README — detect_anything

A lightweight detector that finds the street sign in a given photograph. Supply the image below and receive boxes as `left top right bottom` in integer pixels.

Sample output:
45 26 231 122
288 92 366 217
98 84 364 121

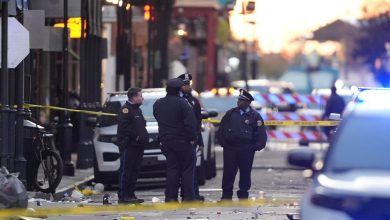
0 17 30 68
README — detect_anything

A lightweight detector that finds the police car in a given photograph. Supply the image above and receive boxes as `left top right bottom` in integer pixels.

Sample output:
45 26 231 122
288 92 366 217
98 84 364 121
93 88 217 185
288 88 390 219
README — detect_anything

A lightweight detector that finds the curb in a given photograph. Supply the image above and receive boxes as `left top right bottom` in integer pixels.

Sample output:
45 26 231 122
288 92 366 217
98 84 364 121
53 174 95 200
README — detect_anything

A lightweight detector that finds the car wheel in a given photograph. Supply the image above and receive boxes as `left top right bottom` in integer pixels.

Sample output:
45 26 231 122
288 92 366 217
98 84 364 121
196 153 206 186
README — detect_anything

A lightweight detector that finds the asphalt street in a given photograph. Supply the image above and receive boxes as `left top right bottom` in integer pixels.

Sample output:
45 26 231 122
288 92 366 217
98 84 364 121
24 143 327 219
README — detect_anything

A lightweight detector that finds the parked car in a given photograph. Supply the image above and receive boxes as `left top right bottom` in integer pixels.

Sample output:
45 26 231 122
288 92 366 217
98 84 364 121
93 88 217 186
288 88 390 219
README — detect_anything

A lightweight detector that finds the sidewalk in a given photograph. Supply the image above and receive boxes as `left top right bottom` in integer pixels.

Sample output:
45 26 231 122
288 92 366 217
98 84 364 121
54 167 94 199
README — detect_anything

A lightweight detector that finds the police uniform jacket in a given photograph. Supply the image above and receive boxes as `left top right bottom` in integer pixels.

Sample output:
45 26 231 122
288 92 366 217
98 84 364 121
116 101 149 149
153 94 198 145
183 93 204 147
322 93 346 119
217 107 267 150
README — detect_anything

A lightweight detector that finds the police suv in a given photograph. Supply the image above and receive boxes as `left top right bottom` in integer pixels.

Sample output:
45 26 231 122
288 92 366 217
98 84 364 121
288 88 390 219
93 88 217 185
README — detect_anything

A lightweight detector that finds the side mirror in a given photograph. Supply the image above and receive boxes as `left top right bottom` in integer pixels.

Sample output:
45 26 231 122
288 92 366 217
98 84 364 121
287 148 315 169
201 110 209 119
86 116 98 127
201 109 218 119
207 110 218 118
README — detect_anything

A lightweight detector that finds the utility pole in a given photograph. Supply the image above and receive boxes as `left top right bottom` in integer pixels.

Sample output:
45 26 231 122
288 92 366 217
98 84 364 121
59 0 75 176
1 1 11 169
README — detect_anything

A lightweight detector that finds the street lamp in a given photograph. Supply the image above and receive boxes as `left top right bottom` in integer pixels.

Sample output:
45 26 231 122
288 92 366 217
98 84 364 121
239 0 256 90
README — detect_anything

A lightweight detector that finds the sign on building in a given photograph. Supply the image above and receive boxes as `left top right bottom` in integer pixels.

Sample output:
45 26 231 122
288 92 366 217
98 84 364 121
0 18 30 68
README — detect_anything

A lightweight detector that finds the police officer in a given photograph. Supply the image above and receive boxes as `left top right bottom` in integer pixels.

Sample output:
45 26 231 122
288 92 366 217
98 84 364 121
116 88 149 204
217 89 267 200
178 73 205 201
153 78 198 202
322 86 346 138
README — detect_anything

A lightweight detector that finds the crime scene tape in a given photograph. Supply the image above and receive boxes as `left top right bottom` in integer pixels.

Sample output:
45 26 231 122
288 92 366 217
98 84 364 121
0 198 298 218
205 119 339 126
22 103 339 126
257 93 326 105
267 130 327 141
263 112 322 121
24 104 117 116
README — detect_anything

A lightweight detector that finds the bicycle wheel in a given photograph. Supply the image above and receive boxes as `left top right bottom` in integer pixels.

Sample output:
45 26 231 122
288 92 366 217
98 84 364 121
32 150 63 193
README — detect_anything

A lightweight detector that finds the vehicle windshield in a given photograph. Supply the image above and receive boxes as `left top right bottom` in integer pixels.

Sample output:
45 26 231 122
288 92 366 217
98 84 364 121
98 97 158 127
200 96 237 112
247 85 269 94
325 115 390 172
140 97 158 122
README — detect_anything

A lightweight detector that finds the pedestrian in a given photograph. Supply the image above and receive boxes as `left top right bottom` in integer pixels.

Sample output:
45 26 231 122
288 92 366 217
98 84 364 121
322 85 346 138
178 73 205 201
153 78 198 202
116 88 148 204
217 89 267 200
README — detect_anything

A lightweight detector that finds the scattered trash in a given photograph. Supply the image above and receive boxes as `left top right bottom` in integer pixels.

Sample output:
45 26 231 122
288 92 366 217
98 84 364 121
114 217 136 220
23 207 48 219
93 183 105 193
75 185 95 196
286 213 301 220
189 208 196 215
70 189 83 200
258 191 264 199
151 197 161 203
103 194 110 205
252 211 263 219
0 166 28 208
216 211 221 215
36 201 41 206
267 168 273 172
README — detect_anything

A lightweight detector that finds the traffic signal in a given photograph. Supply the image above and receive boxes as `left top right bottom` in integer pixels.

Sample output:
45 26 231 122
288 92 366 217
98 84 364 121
144 4 154 21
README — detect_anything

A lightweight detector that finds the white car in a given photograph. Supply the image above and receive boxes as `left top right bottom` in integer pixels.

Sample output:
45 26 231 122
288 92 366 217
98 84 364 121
288 88 390 219
93 88 217 185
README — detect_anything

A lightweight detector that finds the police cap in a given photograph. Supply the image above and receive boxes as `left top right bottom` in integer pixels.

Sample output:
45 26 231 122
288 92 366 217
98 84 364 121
166 78 184 88
177 73 192 84
238 89 254 102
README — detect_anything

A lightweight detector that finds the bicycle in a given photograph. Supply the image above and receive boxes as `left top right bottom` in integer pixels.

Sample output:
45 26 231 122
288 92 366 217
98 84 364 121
26 116 63 194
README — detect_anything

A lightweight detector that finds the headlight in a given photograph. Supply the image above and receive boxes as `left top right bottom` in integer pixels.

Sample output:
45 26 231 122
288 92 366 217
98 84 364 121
97 135 117 143
311 190 370 212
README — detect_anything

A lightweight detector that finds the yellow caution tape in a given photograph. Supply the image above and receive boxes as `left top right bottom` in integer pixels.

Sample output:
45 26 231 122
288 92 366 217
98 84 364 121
19 103 339 126
24 104 117 117
265 120 339 126
0 198 298 218
204 119 339 126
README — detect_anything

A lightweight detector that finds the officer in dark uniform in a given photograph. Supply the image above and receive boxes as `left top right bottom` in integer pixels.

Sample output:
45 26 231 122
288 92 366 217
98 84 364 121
217 89 267 200
178 73 205 201
153 78 198 202
322 86 346 138
116 88 149 204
